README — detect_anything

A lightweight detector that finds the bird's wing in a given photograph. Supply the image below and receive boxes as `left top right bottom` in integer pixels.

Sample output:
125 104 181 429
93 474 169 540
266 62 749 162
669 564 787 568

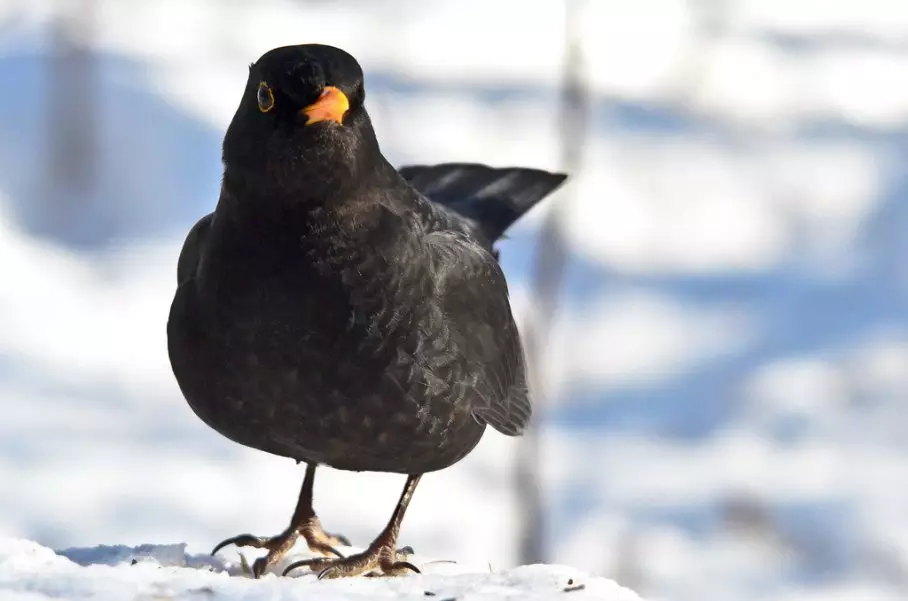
400 163 567 243
176 213 213 285
425 229 531 436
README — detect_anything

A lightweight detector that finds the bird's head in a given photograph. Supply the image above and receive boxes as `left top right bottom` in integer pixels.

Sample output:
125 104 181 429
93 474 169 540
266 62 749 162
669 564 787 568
222 44 379 202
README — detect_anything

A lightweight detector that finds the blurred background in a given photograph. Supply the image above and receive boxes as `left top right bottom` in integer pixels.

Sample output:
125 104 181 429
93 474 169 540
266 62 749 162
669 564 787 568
1 1 907 600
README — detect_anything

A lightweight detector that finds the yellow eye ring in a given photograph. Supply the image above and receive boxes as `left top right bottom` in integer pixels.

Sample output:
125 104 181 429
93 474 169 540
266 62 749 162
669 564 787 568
257 81 274 113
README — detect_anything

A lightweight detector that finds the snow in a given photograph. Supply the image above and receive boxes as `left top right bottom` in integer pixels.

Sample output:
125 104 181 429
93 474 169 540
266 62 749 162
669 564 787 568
2 0 908 600
0 538 641 600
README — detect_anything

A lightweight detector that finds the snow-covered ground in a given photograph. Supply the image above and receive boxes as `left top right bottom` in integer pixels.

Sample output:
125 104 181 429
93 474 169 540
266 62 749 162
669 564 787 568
0 537 642 600
1 1 908 600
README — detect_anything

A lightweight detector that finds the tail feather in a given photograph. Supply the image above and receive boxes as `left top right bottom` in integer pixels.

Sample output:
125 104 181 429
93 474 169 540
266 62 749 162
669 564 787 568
399 163 567 242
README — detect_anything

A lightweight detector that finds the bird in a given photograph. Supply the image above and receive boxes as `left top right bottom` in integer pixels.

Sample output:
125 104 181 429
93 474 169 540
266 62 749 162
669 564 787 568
166 43 567 580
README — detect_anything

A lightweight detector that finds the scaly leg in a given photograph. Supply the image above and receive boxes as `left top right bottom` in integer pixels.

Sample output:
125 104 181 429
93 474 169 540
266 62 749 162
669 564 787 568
283 474 422 579
211 463 350 578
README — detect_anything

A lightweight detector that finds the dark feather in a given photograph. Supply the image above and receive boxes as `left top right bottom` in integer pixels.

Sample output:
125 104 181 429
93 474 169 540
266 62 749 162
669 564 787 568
399 163 567 242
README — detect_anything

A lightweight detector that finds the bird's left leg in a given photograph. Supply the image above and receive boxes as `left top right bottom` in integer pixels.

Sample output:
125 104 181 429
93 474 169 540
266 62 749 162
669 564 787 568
211 463 350 577
282 474 422 579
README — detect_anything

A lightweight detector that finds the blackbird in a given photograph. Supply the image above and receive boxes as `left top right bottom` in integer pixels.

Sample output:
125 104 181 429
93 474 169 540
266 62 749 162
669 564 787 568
167 43 566 580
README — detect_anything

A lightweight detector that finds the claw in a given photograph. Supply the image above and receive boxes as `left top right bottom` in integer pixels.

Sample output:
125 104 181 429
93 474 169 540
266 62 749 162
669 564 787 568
211 534 269 556
251 557 270 579
283 556 332 576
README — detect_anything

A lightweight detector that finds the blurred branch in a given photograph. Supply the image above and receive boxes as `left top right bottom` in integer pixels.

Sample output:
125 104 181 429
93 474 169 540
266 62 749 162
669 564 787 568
45 0 98 232
515 0 590 566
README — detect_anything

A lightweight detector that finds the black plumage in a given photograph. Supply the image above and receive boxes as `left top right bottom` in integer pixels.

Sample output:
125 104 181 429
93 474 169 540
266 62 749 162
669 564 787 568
167 43 566 579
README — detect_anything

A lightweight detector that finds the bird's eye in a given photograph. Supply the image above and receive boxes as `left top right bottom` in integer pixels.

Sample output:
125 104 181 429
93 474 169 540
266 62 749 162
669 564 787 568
257 82 274 113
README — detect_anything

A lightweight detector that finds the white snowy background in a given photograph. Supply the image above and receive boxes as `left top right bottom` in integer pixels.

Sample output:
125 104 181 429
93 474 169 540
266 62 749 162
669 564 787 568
1 1 907 600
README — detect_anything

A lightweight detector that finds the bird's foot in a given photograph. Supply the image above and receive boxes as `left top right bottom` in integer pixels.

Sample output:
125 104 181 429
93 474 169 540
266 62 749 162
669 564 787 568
283 542 418 579
211 517 348 578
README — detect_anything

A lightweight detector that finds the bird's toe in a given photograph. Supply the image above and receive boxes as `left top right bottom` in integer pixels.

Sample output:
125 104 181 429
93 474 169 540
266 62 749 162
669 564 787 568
211 528 304 578
210 533 270 556
283 544 420 579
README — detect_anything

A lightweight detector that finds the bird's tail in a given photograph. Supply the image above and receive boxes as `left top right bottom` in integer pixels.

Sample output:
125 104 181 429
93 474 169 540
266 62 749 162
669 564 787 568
399 163 568 242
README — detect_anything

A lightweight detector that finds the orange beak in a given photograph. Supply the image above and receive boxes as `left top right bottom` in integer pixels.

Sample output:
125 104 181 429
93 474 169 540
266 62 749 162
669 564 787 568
301 86 349 125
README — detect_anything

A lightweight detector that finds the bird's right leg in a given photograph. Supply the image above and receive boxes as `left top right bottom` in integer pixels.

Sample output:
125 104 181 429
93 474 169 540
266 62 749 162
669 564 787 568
211 463 350 578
